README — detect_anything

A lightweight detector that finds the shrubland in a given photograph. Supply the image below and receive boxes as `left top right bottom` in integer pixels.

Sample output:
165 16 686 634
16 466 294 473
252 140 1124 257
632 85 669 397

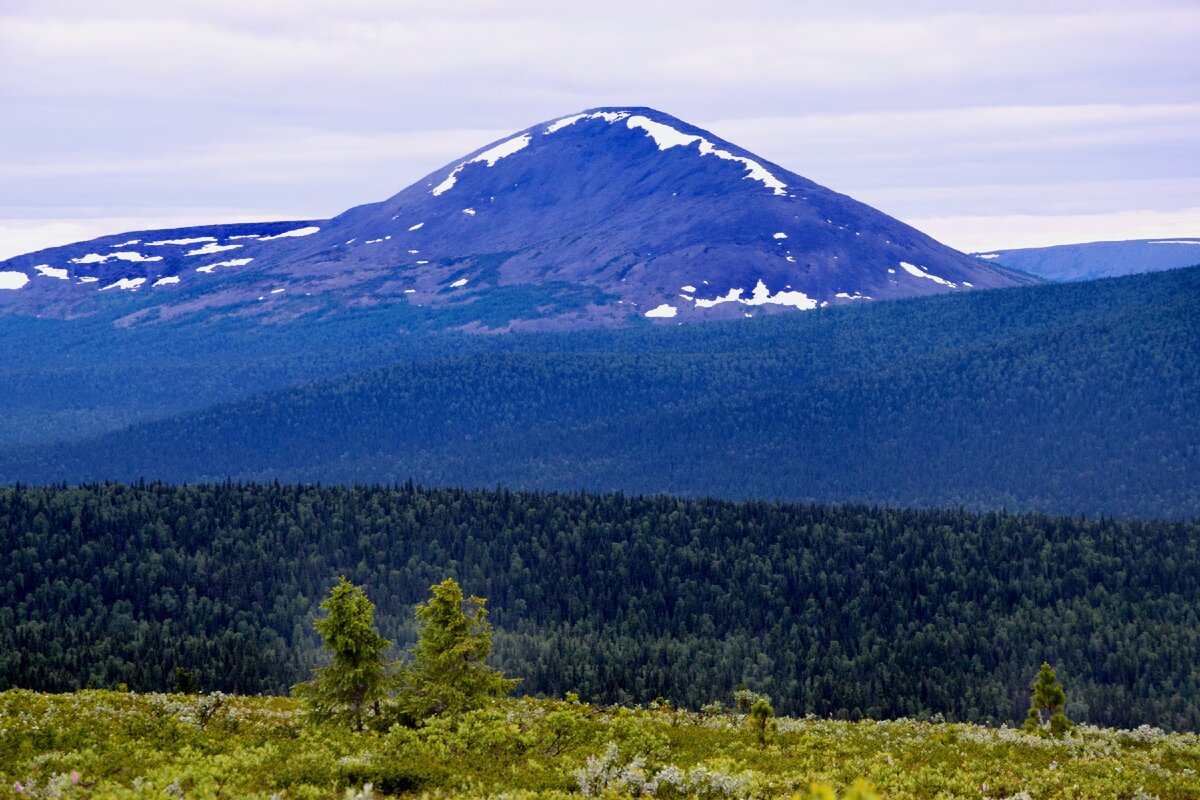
2 689 1197 799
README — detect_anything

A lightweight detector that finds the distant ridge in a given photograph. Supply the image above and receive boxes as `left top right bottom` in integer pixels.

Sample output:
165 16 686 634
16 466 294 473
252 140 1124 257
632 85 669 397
971 237 1200 281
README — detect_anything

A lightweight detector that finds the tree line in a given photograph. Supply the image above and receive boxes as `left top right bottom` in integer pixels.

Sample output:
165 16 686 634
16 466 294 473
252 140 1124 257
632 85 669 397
2 481 1198 728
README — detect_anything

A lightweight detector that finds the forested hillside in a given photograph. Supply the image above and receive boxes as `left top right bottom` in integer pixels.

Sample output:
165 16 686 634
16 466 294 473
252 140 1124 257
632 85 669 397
3 266 1198 518
4 483 1199 729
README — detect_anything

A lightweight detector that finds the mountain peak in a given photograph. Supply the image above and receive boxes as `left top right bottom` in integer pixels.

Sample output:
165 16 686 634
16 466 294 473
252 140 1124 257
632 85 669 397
0 107 1036 330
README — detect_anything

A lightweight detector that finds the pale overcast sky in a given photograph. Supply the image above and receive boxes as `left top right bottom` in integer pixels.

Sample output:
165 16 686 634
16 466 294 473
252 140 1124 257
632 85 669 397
1 0 1197 258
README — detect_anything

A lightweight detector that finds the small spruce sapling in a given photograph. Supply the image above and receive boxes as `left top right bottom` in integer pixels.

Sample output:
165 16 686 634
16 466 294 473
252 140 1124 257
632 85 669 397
293 577 392 731
396 578 519 720
1022 662 1074 737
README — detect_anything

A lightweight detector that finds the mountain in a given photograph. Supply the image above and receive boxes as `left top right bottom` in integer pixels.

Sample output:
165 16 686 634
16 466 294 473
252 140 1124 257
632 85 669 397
0 107 1033 330
971 238 1200 282
4 265 1197 519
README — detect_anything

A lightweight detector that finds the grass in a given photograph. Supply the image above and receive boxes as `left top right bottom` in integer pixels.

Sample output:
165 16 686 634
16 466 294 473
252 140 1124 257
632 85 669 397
1 690 1197 798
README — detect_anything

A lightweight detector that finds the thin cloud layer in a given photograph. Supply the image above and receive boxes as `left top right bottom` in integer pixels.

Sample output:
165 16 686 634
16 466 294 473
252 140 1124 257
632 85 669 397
1 0 1197 258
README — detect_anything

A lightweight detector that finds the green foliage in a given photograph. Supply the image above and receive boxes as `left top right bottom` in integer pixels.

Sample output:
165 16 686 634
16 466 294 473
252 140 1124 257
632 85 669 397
1023 662 1073 738
170 667 196 694
3 690 1200 799
749 698 777 747
4 482 1200 728
397 578 519 721
293 577 392 731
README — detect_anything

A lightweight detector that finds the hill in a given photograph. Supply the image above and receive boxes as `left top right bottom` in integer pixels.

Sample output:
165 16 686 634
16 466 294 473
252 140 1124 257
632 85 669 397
972 238 1200 281
3 266 1197 518
0 107 1032 331
4 482 1200 730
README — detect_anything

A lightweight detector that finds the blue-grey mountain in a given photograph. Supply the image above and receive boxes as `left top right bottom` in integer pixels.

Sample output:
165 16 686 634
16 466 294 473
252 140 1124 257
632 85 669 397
0 108 1032 330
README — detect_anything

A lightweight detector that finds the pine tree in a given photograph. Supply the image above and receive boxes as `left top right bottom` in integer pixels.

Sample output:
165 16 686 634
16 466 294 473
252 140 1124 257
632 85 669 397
1022 662 1073 737
397 578 519 721
293 577 392 731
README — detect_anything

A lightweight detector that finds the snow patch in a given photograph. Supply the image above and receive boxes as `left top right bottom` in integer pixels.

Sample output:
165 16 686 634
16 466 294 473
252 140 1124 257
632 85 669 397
77 276 99 284
408 222 424 231
152 276 180 287
259 226 320 240
694 280 817 311
450 278 469 287
186 243 242 256
975 253 1002 259
645 304 678 318
110 239 140 247
271 288 285 294
681 285 697 293
71 251 163 264
229 234 262 240
146 237 215 246
835 292 872 300
34 264 68 280
431 134 532 196
621 115 787 196
0 271 30 290
1149 240 1200 245
773 232 788 239
899 261 957 288
463 208 476 215
100 277 146 291
195 257 253 274
365 238 384 244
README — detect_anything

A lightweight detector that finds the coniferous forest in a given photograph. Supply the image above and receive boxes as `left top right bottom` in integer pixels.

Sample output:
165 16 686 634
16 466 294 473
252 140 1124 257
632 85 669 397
3 482 1198 730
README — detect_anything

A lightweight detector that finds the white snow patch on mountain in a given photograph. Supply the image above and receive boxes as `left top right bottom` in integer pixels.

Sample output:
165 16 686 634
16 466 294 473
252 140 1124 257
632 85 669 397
773 232 788 239
100 277 146 291
975 253 1002 259
71 251 163 264
147 237 216 246
78 276 98 283
186 243 242 256
229 234 262 240
645 303 677 318
616 115 787 196
544 111 630 134
152 276 180 286
34 265 68 280
110 239 140 247
1148 240 1200 245
463 208 476 215
899 261 957 288
0 271 29 290
681 285 697 293
408 222 424 231
694 280 817 310
195 257 253 274
432 134 532 196
835 292 871 300
450 278 468 287
259 226 320 240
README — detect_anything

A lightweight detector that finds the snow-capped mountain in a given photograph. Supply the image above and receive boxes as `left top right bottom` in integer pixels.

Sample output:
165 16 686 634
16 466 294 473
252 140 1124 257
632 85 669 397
0 107 1035 329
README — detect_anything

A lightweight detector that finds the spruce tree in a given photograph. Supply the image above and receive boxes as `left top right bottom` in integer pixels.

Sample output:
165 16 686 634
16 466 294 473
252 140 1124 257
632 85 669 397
293 577 392 731
1022 662 1073 737
397 578 519 720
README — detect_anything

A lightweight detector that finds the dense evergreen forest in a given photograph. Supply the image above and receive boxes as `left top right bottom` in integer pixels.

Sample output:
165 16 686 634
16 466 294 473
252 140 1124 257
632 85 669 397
2 266 1197 518
3 482 1198 730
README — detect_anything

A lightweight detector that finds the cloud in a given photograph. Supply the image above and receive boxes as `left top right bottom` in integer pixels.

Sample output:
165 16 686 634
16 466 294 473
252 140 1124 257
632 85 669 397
0 0 1196 258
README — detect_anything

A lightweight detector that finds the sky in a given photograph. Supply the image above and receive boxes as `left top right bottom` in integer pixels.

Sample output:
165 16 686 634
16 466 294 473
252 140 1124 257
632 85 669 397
0 0 1197 259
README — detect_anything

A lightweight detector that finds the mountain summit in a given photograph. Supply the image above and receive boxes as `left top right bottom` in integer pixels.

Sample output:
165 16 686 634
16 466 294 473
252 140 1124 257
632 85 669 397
0 107 1034 329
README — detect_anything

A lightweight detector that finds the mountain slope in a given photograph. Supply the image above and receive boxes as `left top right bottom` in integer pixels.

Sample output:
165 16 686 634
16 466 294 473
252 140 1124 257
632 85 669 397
0 107 1033 330
972 238 1200 281
4 265 1196 519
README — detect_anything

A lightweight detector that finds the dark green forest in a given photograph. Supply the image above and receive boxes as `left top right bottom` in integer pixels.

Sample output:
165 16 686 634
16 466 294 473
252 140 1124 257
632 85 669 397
3 482 1198 729
2 266 1197 518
